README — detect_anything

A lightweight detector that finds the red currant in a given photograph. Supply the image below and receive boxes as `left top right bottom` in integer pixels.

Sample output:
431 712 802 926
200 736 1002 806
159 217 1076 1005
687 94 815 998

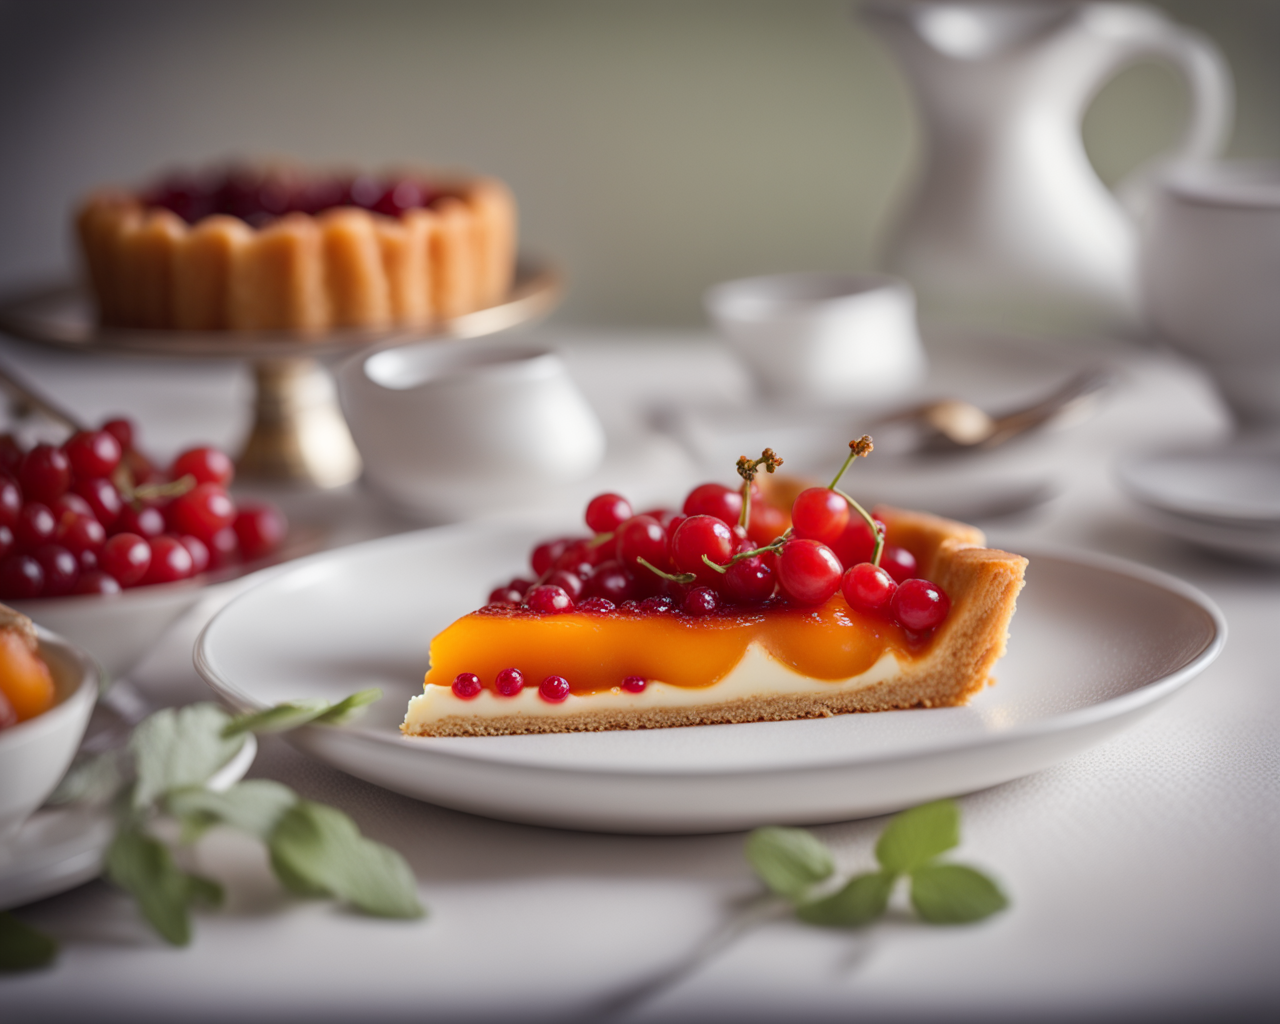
233 503 287 561
114 504 165 538
0 554 43 598
530 537 573 576
577 596 616 613
101 417 135 452
621 676 647 693
495 667 524 696
73 478 123 527
33 544 78 596
169 483 235 542
141 535 194 585
585 493 633 534
683 586 719 616
890 578 951 631
0 475 20 528
452 672 482 699
583 560 639 603
539 675 570 703
123 447 156 485
0 525 13 560
682 483 742 524
615 515 670 575
546 569 585 598
829 516 885 569
0 435 22 475
171 446 235 487
525 584 573 614
791 488 850 545
101 533 151 586
73 570 121 596
880 545 918 584
178 535 210 574
63 430 122 479
19 445 70 504
55 511 106 555
670 515 735 583
52 493 94 520
488 586 523 605
776 538 843 605
746 501 788 547
207 526 240 569
722 555 775 604
15 503 56 548
841 562 897 613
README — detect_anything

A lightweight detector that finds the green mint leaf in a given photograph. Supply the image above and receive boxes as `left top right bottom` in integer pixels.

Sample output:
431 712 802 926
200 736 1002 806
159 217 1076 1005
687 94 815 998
105 824 198 945
910 863 1008 924
744 827 835 901
312 687 382 725
875 800 960 874
130 703 245 810
268 800 424 919
183 873 225 910
221 699 331 738
796 870 894 928
0 912 58 972
167 780 298 843
45 749 126 807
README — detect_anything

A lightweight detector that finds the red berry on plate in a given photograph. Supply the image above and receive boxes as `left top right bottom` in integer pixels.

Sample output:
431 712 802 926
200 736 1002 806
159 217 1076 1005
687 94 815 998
585 493 633 534
639 594 676 613
546 569 585 599
722 554 775 605
101 533 151 586
0 475 21 529
33 544 78 596
0 554 43 598
890 578 950 632
621 676 647 693
63 430 122 479
841 562 897 614
19 445 71 504
169 483 236 542
683 586 719 617
615 515 670 575
452 672 482 699
114 504 165 539
776 538 843 605
583 560 639 603
178 534 210 574
101 418 135 452
233 503 287 562
577 596 616 613
142 535 194 585
171 446 235 487
55 511 106 556
880 545 918 584
495 667 524 696
539 675 570 703
15 503 56 548
791 487 850 545
682 483 742 525
525 584 573 614
73 569 121 596
670 515 735 583
73 477 123 528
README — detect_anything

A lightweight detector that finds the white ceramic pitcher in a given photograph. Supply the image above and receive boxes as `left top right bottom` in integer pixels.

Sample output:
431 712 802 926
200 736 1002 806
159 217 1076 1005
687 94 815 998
862 1 1233 336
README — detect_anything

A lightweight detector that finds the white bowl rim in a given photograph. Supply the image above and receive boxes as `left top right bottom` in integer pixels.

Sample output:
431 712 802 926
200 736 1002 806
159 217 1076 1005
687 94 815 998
1163 159 1280 211
355 338 564 393
704 271 912 320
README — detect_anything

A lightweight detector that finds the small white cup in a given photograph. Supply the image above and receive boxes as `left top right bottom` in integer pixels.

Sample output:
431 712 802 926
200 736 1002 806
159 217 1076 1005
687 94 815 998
338 340 607 520
1142 161 1280 428
704 272 928 405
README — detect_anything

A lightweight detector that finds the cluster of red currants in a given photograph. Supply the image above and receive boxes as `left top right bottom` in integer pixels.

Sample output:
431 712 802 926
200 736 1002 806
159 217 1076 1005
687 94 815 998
487 470 951 635
0 419 287 599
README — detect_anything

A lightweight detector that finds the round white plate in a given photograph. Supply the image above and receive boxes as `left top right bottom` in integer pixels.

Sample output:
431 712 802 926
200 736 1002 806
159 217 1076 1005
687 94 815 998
0 735 256 911
1118 447 1280 525
195 522 1226 834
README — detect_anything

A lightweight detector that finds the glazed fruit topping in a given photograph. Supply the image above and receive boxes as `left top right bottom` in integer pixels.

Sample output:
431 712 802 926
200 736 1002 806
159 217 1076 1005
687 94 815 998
539 675 571 703
452 672 482 700
0 422 286 599
622 676 647 693
495 667 525 696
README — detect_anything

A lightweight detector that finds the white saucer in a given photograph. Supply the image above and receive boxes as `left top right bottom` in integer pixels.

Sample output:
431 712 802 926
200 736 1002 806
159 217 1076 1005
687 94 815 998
1118 447 1280 526
195 522 1225 835
0 735 256 911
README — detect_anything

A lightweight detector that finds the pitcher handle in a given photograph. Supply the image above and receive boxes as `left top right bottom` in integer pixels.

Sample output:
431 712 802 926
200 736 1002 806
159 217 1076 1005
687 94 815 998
1081 5 1234 220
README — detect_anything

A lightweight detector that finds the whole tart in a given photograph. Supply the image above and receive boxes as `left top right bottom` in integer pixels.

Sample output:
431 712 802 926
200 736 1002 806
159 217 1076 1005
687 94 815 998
402 507 1027 737
75 166 516 332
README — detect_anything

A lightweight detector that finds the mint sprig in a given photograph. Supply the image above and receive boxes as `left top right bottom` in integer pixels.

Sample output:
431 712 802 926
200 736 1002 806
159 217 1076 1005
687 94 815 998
746 800 1007 928
0 912 58 972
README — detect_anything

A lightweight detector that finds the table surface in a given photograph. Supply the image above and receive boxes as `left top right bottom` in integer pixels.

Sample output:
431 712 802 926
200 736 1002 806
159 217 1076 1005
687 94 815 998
1 329 1277 1023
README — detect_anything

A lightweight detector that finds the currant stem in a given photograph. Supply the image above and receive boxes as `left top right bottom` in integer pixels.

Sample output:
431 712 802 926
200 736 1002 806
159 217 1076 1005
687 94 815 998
701 554 728 575
828 435 873 491
833 486 884 566
587 531 614 549
123 473 197 508
736 448 784 531
637 557 696 585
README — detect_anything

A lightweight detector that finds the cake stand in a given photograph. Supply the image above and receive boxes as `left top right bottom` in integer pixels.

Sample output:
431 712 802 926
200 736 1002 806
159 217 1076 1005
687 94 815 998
0 257 561 487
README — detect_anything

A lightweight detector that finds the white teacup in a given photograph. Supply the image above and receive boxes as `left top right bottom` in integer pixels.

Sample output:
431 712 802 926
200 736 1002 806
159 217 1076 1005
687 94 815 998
1142 161 1280 428
337 340 607 520
704 272 927 405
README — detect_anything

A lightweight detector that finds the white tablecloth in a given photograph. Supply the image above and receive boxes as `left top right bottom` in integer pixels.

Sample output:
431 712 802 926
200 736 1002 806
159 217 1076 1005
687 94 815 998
2 330 1277 1022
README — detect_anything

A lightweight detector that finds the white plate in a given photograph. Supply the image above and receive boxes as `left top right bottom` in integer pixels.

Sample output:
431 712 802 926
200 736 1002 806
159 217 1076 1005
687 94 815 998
1118 447 1280 526
194 522 1226 834
0 734 255 911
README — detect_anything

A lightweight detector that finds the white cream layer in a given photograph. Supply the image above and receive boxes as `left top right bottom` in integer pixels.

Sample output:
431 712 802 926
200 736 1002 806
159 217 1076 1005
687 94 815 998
403 642 905 730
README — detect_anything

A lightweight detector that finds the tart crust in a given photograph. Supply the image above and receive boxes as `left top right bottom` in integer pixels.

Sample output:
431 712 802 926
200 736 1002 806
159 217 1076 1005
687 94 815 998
75 175 516 333
402 507 1027 737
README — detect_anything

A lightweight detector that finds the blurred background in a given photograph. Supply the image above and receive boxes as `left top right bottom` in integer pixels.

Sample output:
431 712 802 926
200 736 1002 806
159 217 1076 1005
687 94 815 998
0 0 1276 328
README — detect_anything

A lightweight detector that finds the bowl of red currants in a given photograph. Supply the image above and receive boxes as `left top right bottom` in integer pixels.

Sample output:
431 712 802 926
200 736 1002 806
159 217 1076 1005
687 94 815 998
0 419 288 676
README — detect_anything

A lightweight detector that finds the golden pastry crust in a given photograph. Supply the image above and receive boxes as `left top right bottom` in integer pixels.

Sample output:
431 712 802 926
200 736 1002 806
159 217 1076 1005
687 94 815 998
74 173 517 333
404 507 1027 737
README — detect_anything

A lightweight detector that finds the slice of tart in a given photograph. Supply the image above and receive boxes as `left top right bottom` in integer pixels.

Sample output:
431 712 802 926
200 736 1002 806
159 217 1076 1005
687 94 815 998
402 506 1027 738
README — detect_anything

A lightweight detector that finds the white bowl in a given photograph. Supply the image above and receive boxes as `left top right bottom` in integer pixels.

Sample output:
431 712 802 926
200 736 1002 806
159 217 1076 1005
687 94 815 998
0 628 100 843
705 272 928 405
